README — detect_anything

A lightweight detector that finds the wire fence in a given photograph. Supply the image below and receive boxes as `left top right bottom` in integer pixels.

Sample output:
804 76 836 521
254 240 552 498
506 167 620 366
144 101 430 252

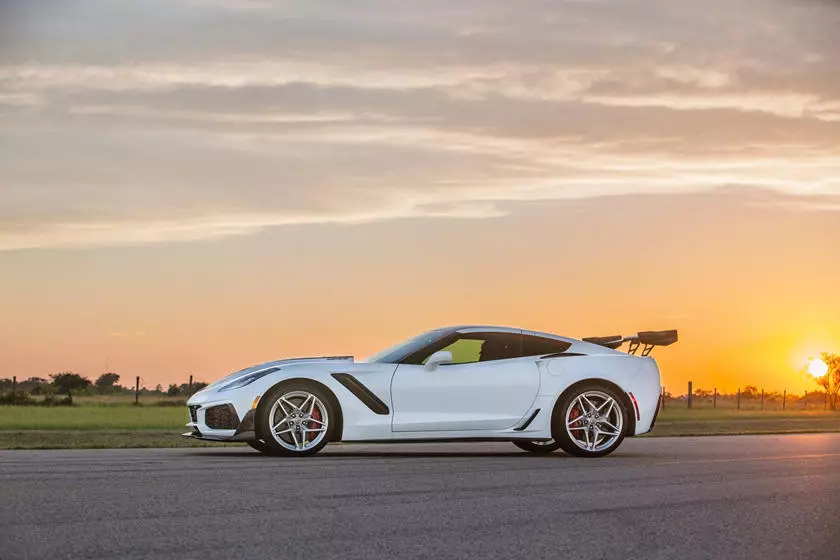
663 382 835 411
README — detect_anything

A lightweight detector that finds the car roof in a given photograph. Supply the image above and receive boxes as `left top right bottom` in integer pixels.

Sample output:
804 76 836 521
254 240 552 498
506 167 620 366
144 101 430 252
448 325 576 343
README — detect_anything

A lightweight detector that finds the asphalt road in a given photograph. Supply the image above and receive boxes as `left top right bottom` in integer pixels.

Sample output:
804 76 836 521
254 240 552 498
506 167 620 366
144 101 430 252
1 435 839 560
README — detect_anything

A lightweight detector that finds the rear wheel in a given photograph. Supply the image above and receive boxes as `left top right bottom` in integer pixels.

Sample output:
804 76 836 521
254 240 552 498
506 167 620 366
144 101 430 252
553 383 627 457
255 382 335 457
513 439 563 454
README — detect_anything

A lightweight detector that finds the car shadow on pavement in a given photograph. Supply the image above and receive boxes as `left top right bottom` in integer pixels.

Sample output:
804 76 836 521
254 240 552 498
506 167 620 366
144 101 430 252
187 448 649 459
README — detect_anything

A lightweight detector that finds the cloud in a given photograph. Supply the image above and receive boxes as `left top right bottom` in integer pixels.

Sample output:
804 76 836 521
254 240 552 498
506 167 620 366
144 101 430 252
0 202 505 251
0 0 838 250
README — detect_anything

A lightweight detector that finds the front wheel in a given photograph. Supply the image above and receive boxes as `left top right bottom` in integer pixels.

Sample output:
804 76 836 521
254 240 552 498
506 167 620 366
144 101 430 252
246 439 270 453
513 439 563 454
553 384 627 457
255 383 335 456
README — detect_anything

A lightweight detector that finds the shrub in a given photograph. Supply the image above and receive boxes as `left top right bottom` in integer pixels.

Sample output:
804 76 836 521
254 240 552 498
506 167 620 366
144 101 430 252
0 392 36 406
40 394 74 407
154 399 187 407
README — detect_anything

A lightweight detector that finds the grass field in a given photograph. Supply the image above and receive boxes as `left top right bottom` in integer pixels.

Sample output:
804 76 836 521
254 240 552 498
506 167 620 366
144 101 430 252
1 404 839 449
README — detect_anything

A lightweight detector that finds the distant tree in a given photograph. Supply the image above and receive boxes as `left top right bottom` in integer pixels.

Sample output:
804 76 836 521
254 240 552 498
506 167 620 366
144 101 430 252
94 373 121 393
50 372 91 403
165 381 209 397
815 353 840 411
23 377 51 395
694 389 713 398
741 385 759 399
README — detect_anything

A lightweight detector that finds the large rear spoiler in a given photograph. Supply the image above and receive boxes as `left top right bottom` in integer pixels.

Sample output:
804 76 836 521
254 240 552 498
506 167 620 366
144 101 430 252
582 330 678 356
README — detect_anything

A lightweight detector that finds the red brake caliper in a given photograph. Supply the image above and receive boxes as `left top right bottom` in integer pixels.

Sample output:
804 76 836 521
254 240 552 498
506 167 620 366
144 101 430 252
307 404 322 444
570 405 582 439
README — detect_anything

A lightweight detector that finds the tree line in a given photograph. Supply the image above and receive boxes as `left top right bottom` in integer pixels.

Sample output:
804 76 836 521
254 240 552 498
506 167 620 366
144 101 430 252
0 372 207 405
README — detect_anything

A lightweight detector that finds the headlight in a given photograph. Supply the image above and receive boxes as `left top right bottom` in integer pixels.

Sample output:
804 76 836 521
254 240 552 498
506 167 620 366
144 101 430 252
218 367 279 392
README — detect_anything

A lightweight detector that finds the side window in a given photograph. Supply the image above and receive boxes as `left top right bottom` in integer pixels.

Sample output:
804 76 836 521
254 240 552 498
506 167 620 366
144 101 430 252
521 335 572 357
435 338 484 364
432 332 522 364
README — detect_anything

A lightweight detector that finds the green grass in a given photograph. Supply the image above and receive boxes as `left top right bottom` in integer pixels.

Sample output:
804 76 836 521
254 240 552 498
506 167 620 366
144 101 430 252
0 404 188 430
647 408 840 437
1 404 839 450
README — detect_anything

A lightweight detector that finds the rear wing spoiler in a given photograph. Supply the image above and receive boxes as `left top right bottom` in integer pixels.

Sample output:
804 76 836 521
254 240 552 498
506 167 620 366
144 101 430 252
582 330 678 356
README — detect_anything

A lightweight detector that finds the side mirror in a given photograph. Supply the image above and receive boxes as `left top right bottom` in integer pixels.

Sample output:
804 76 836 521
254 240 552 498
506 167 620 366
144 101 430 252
425 351 453 371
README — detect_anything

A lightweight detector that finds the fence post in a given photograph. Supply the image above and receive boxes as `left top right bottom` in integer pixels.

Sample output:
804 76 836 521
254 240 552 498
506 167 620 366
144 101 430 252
737 388 741 411
135 376 140 405
687 381 693 409
761 389 764 411
713 388 717 409
661 387 666 411
11 375 16 398
188 374 193 392
782 390 786 411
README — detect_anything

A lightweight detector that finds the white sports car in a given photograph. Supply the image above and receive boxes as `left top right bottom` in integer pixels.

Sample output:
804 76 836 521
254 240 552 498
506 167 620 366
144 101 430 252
185 326 676 457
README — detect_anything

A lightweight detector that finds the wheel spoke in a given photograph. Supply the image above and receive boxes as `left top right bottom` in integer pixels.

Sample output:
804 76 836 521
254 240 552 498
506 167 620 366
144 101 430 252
272 418 292 432
582 426 590 448
598 428 620 437
280 397 298 413
303 426 327 434
590 428 600 449
308 417 327 427
274 427 293 436
581 394 598 414
567 415 584 428
601 419 619 432
290 428 301 449
298 394 313 414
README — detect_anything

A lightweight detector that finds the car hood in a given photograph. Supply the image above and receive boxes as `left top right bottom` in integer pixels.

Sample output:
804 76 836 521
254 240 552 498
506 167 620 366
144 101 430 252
202 356 355 392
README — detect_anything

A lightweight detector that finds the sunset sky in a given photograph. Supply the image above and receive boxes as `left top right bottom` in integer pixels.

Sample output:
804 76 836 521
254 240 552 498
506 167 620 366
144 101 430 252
1 0 838 394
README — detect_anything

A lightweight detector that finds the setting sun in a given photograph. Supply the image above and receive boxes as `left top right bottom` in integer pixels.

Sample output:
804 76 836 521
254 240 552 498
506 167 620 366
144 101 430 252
807 358 829 378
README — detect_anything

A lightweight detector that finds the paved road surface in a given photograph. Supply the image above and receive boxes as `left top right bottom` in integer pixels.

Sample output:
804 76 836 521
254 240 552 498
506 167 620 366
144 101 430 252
2 434 839 560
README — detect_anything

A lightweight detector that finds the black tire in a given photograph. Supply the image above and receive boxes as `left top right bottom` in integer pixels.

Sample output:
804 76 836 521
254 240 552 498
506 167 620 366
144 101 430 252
246 439 270 453
255 381 337 457
513 440 563 454
552 382 628 458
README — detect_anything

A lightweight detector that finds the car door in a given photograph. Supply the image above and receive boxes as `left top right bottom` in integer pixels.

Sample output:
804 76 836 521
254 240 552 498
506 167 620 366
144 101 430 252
390 329 540 432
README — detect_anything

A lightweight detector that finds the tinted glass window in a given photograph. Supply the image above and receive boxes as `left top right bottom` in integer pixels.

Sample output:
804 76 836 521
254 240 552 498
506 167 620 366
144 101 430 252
367 328 454 364
407 332 522 365
521 335 572 357
434 338 485 364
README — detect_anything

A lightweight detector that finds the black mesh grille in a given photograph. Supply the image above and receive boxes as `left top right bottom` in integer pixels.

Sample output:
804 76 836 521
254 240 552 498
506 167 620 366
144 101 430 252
205 404 241 430
188 405 200 423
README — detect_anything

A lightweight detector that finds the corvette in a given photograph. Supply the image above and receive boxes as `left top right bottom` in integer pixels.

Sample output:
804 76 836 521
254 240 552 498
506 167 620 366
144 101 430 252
185 326 677 457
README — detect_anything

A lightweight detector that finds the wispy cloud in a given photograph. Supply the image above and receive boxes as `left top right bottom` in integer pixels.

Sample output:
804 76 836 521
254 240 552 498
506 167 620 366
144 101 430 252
0 0 838 250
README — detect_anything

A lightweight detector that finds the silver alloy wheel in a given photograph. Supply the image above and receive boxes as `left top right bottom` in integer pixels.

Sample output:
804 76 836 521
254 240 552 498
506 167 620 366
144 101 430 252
268 390 329 452
565 390 623 453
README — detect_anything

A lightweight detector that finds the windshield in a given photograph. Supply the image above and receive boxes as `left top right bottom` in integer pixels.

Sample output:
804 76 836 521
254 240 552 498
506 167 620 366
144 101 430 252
365 328 454 364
